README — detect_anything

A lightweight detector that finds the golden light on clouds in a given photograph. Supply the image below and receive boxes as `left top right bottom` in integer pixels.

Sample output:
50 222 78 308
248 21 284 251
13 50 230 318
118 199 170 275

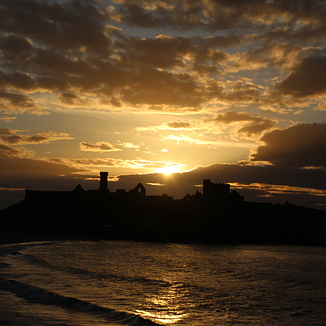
0 0 325 209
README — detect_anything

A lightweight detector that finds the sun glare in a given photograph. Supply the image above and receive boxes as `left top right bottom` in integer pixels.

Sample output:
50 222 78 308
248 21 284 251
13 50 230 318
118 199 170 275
156 166 180 175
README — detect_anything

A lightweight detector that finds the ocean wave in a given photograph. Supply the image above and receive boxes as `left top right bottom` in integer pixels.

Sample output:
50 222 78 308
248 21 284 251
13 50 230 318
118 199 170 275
0 277 162 326
18 251 186 288
0 244 25 256
14 251 223 306
0 241 63 257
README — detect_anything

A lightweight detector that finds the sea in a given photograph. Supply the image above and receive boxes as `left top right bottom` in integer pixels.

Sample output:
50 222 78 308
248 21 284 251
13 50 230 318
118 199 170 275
0 240 326 326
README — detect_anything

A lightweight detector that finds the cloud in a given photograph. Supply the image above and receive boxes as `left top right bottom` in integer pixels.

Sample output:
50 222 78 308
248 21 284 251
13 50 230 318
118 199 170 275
0 71 36 91
161 133 253 149
251 123 326 168
0 33 34 62
57 92 93 107
136 120 196 132
0 0 111 55
126 34 229 69
230 182 326 198
0 128 73 145
276 55 326 97
0 116 16 123
0 128 73 161
138 112 276 136
1 0 324 212
1 0 325 114
135 112 277 150
162 134 200 145
0 143 27 158
0 90 40 114
50 157 137 168
207 111 277 137
47 156 186 174
118 142 140 150
315 101 326 111
227 42 315 74
238 121 276 137
79 141 121 152
166 121 192 129
109 0 326 32
210 111 268 124
0 154 87 211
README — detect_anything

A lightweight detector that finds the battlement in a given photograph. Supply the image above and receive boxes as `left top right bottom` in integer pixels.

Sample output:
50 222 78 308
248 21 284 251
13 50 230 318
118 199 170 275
203 179 230 199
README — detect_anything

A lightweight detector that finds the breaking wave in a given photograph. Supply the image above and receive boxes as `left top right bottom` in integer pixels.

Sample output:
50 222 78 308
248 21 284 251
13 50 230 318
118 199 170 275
0 277 162 326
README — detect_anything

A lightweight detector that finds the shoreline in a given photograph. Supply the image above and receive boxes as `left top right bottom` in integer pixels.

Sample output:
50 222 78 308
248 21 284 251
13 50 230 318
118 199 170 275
0 231 114 246
1 230 326 247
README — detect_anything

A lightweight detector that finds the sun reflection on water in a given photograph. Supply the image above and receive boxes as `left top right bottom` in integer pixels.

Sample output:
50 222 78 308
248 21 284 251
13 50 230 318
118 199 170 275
136 282 190 324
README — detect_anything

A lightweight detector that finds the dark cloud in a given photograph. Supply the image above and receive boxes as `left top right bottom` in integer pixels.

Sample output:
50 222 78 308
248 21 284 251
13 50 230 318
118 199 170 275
260 23 326 46
208 112 276 136
0 36 212 110
126 35 228 69
237 42 308 72
110 0 326 31
0 71 37 91
204 35 243 48
120 67 204 107
251 123 326 167
211 111 266 124
0 34 34 62
238 121 275 136
58 92 91 106
1 0 324 113
0 153 95 210
0 143 23 157
0 0 111 55
0 90 39 114
0 154 86 195
0 155 78 179
117 3 171 29
276 55 326 97
110 1 237 29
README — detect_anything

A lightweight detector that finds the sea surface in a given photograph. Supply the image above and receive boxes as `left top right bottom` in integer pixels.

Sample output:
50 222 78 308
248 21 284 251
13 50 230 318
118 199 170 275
0 240 326 326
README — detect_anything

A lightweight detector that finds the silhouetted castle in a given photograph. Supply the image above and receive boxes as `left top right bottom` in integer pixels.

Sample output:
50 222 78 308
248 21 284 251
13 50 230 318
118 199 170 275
1 172 326 245
24 172 243 207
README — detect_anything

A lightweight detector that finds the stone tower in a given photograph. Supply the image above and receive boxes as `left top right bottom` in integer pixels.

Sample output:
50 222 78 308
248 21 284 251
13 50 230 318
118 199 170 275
99 172 109 192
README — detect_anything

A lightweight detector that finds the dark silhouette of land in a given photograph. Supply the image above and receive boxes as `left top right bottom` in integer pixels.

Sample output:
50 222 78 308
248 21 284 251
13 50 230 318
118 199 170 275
1 172 326 246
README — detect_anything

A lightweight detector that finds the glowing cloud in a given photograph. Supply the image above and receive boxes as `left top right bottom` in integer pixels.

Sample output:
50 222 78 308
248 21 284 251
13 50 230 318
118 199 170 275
79 142 121 152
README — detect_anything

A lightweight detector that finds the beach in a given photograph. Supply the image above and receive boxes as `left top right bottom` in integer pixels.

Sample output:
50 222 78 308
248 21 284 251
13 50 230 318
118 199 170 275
1 237 326 325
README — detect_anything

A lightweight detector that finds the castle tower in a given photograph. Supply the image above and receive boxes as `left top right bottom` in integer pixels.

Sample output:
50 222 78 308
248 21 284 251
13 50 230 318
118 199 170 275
203 179 230 200
99 172 109 192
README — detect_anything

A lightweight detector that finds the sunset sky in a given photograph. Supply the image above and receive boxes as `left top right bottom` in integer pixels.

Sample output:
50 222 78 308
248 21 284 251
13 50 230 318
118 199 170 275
1 0 325 210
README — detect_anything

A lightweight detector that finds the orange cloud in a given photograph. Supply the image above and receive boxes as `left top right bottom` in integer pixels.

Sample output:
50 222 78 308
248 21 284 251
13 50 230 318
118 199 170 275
79 141 121 152
1 0 324 115
0 128 73 144
0 90 40 114
206 111 277 137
